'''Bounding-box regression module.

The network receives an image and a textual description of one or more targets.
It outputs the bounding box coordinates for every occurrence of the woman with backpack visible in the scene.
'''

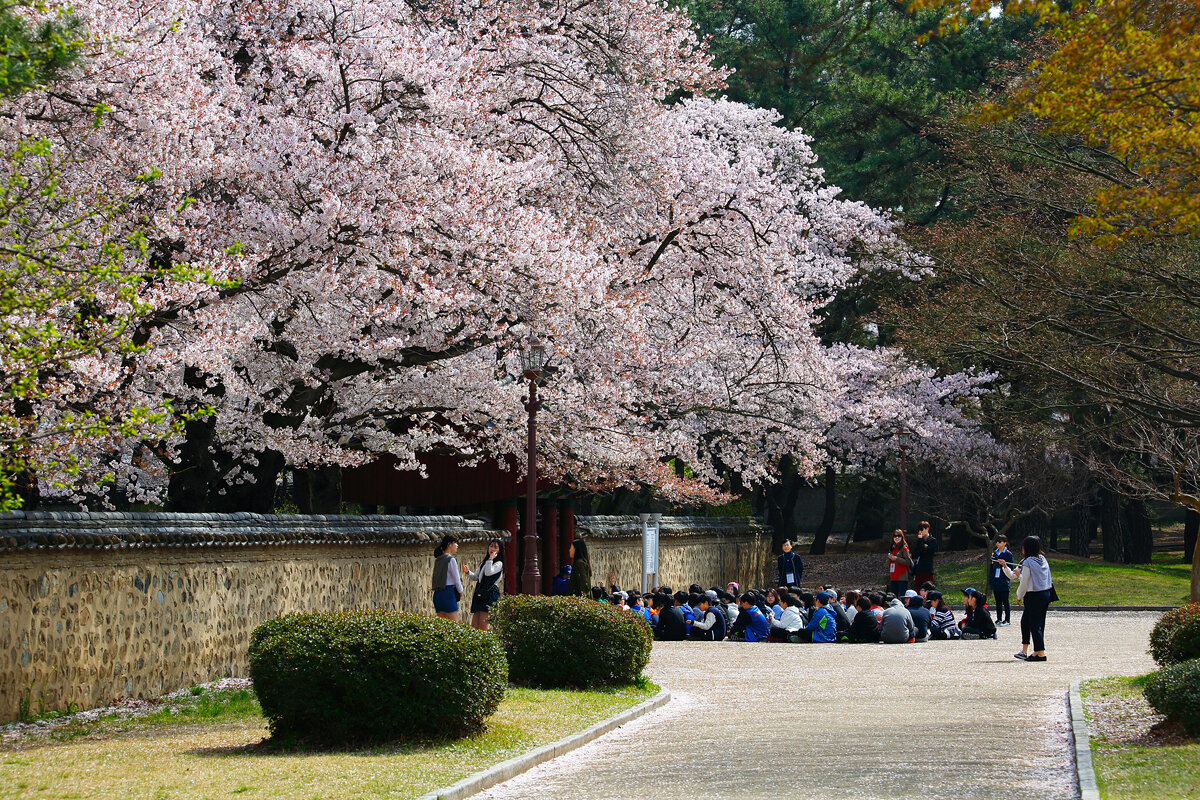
[431,534,463,621]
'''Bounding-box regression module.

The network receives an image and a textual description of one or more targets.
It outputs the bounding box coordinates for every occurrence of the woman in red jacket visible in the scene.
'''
[886,529,913,596]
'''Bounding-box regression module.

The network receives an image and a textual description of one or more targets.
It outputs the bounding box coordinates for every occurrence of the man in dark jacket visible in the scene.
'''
[847,596,880,643]
[652,594,689,641]
[910,521,937,589]
[777,540,803,589]
[904,590,932,641]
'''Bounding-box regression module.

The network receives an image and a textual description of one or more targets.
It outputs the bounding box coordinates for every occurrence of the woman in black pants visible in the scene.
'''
[1003,535,1054,662]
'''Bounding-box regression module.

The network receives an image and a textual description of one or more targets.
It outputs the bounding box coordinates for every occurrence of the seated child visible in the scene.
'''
[727,592,771,641]
[793,591,839,643]
[960,588,998,639]
[768,593,805,641]
[652,593,689,641]
[690,595,728,641]
[847,595,881,643]
[928,591,960,639]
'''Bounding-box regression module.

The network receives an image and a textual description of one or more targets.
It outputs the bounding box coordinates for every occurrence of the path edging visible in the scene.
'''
[415,688,672,800]
[1068,680,1101,800]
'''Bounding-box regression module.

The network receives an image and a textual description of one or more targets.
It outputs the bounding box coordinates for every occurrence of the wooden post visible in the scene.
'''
[499,499,518,596]
[543,501,558,595]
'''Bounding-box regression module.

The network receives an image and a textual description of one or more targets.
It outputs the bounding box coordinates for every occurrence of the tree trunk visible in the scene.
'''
[1192,533,1200,602]
[294,465,343,514]
[1069,505,1092,558]
[765,455,800,553]
[1184,510,1198,565]
[809,465,837,555]
[167,414,218,511]
[1122,498,1153,564]
[210,449,285,513]
[1099,488,1126,563]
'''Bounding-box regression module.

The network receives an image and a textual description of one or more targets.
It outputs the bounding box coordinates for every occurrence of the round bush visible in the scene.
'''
[1149,602,1200,666]
[248,610,506,745]
[1144,659,1200,736]
[491,595,652,689]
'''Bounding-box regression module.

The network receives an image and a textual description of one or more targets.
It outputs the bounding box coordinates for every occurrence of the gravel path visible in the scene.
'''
[477,612,1158,800]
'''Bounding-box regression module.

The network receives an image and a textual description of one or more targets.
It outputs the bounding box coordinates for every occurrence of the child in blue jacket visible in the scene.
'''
[793,592,838,642]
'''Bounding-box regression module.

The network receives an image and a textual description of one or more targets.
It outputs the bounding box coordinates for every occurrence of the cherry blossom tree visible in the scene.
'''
[5,0,996,510]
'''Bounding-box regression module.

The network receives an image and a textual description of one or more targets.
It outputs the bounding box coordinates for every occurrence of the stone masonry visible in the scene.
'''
[0,511,769,721]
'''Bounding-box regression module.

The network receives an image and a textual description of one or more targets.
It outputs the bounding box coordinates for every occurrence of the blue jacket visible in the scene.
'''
[742,606,771,642]
[989,549,1014,590]
[805,606,838,643]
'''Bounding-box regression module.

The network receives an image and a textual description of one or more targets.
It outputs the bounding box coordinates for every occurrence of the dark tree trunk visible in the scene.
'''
[765,455,801,553]
[1184,510,1199,565]
[1069,505,1093,558]
[810,465,838,555]
[1122,498,1153,564]
[1099,488,1126,563]
[167,414,218,511]
[294,465,343,514]
[12,468,40,510]
[209,449,285,514]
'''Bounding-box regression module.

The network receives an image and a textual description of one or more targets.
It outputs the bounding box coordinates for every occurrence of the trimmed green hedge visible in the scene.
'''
[1149,602,1200,666]
[248,610,506,745]
[1144,658,1200,736]
[491,596,652,689]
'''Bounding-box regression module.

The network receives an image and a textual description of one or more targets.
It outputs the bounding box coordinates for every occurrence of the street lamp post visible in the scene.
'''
[520,335,547,595]
[899,444,908,533]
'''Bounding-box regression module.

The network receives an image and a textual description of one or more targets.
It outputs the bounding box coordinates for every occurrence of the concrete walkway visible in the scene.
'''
[477,612,1158,800]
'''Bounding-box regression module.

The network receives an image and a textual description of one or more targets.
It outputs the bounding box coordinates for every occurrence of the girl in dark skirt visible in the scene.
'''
[431,534,462,620]
[465,539,504,630]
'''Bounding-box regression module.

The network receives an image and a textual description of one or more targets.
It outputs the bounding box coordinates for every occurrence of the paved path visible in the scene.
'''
[478,612,1157,800]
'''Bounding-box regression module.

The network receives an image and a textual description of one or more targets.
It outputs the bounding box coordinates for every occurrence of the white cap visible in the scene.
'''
[904,589,920,598]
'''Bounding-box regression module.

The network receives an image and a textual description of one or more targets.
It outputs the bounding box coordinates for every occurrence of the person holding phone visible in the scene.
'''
[886,529,913,596]
[1003,535,1055,662]
[464,538,503,630]
[989,534,1015,626]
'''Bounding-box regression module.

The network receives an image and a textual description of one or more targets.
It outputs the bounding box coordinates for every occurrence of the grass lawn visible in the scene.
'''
[1081,675,1200,800]
[0,682,657,800]
[933,551,1192,606]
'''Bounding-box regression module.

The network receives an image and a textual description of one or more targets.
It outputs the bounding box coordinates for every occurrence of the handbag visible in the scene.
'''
[487,584,501,604]
[1048,585,1059,603]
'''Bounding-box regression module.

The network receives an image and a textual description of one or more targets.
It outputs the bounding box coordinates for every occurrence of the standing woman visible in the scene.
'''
[886,529,914,596]
[464,539,504,630]
[431,534,463,621]
[1004,535,1054,662]
[566,538,592,597]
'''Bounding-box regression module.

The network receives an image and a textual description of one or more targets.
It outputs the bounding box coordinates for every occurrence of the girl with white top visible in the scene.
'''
[431,534,463,621]
[1002,535,1054,662]
[464,539,504,630]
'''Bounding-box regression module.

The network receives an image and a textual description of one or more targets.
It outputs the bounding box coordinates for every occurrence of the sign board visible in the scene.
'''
[640,513,659,592]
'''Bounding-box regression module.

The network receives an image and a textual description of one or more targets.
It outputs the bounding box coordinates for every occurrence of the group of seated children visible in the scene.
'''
[602,581,999,644]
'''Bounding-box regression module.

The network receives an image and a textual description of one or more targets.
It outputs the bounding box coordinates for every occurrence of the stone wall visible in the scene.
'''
[575,515,772,592]
[0,511,771,721]
[0,512,502,722]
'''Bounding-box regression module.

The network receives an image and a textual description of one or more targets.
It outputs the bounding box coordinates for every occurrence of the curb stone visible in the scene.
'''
[415,688,672,800]
[1068,681,1101,800]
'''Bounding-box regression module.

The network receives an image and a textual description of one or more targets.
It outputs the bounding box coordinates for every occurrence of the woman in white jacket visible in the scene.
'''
[1001,536,1054,662]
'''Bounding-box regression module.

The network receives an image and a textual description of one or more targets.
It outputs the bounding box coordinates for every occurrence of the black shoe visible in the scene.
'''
[1025,655,1047,662]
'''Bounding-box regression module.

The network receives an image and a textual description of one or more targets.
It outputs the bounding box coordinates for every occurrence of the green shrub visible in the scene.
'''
[248,610,506,745]
[1144,659,1200,736]
[1149,602,1200,666]
[491,595,652,689]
